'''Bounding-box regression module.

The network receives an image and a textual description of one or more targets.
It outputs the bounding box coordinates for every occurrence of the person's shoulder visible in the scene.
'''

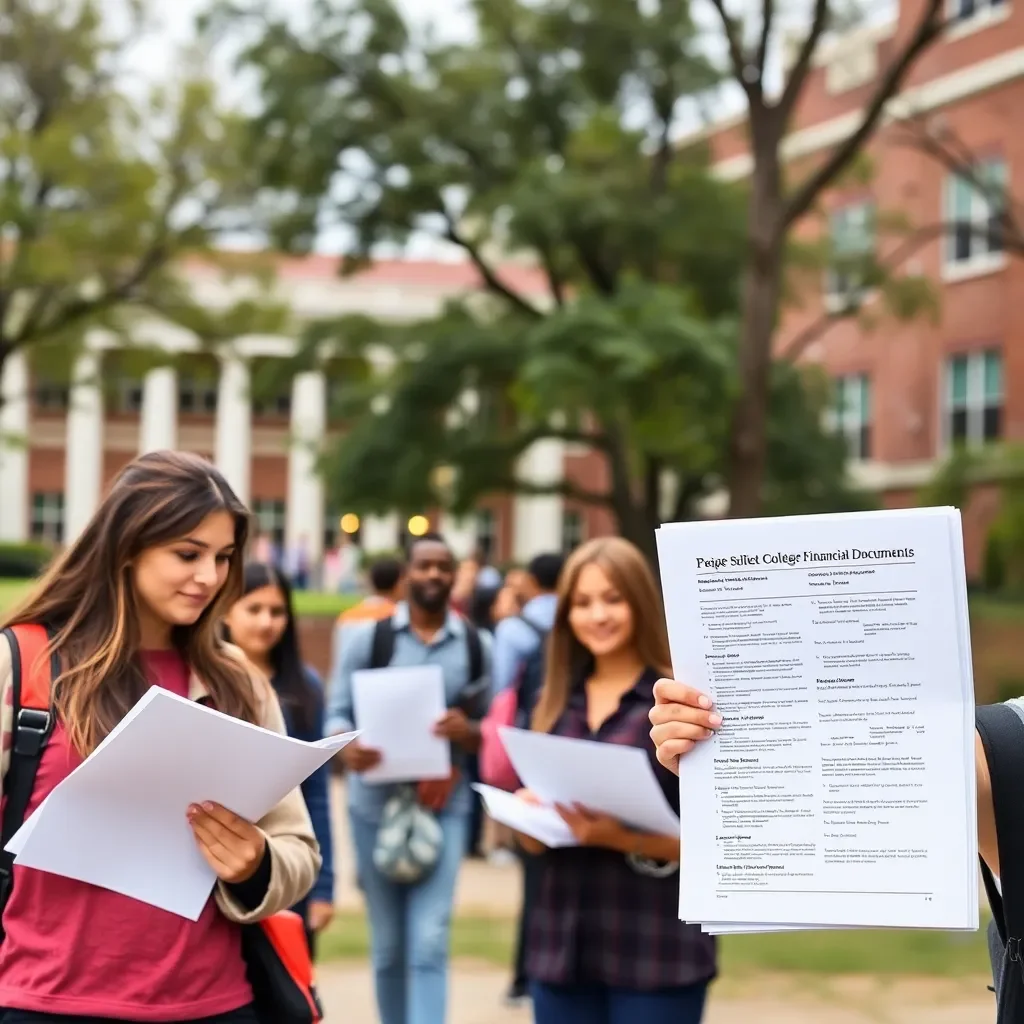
[302,664,325,695]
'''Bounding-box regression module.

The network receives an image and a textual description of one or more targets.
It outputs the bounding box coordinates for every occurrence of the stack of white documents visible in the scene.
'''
[5,688,357,919]
[473,727,680,845]
[656,507,978,934]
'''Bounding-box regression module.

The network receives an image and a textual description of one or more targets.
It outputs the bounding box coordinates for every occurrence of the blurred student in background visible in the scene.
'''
[223,562,335,955]
[512,538,716,1024]
[339,557,405,626]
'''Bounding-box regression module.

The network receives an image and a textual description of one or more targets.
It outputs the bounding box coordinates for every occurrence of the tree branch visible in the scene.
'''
[443,213,543,318]
[780,221,947,362]
[782,0,945,230]
[706,0,755,99]
[777,0,830,119]
[755,0,776,82]
[505,475,613,506]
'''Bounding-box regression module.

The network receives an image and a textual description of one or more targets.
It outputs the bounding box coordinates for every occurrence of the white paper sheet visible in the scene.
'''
[352,665,451,784]
[472,784,578,848]
[657,507,978,933]
[6,687,356,919]
[498,727,680,837]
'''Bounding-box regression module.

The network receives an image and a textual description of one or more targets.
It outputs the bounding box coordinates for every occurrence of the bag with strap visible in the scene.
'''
[976,701,1024,1023]
[366,615,485,879]
[0,623,323,1024]
[480,617,548,792]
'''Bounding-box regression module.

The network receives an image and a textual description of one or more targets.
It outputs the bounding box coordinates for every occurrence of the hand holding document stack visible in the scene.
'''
[655,507,978,935]
[5,688,357,920]
[473,726,679,844]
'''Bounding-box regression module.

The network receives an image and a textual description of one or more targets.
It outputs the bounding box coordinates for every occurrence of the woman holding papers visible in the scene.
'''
[0,451,320,1024]
[223,562,335,957]
[512,538,716,1024]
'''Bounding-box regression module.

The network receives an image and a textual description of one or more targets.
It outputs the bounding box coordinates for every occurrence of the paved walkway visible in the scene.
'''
[316,962,995,1024]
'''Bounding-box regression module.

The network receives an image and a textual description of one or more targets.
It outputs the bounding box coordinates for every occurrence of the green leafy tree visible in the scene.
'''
[0,0,289,413]
[214,0,873,557]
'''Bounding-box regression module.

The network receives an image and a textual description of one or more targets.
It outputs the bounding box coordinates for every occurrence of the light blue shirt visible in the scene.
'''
[326,602,492,822]
[492,593,557,695]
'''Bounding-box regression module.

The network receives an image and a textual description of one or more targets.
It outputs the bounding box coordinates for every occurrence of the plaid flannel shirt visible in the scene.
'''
[525,667,718,991]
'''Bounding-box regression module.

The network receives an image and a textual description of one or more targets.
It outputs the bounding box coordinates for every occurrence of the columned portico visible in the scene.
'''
[64,350,105,543]
[0,353,29,542]
[286,370,326,561]
[215,354,251,503]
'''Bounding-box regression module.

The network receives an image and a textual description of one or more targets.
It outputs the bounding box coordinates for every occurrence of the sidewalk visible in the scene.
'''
[316,962,995,1024]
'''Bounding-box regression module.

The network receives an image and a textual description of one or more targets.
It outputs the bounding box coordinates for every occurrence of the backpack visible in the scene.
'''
[0,623,323,1024]
[479,617,548,792]
[368,614,488,713]
[976,701,1024,1023]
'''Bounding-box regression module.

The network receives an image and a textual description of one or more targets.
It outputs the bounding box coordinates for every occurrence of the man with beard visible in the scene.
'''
[326,533,492,1024]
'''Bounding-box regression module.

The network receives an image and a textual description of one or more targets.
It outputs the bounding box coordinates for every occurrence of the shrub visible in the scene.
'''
[0,542,52,579]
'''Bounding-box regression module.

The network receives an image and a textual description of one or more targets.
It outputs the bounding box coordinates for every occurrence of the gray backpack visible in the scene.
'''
[372,785,444,884]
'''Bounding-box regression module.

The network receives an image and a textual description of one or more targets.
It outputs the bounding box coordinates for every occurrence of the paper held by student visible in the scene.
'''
[656,507,978,933]
[6,687,357,920]
[351,664,451,784]
[498,726,680,837]
[472,783,578,848]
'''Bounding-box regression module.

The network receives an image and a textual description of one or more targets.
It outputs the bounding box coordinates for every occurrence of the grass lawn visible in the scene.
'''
[0,578,359,618]
[318,911,993,977]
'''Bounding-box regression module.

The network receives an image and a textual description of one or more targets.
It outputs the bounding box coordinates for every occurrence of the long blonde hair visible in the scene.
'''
[531,537,672,734]
[3,450,260,757]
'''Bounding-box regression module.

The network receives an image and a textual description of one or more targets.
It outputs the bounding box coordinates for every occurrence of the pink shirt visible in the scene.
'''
[0,650,253,1021]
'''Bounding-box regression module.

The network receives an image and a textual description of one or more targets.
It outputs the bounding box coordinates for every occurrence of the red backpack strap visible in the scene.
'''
[0,624,57,930]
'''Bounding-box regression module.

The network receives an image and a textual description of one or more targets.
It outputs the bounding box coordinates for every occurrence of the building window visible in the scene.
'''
[561,510,585,553]
[178,375,218,415]
[30,492,64,545]
[253,499,287,548]
[947,0,1005,23]
[946,350,1002,446]
[253,389,291,418]
[828,374,871,460]
[825,202,874,308]
[945,159,1006,269]
[112,376,144,414]
[475,508,497,561]
[34,378,69,412]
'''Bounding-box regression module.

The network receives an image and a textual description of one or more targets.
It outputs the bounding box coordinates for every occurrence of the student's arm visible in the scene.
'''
[301,669,335,907]
[977,729,999,877]
[325,623,368,735]
[492,617,527,695]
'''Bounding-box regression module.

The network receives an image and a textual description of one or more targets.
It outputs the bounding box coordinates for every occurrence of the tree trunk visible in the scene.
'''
[726,156,785,519]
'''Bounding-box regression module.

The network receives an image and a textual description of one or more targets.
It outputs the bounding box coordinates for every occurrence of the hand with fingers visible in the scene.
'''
[648,679,723,775]
[187,801,267,884]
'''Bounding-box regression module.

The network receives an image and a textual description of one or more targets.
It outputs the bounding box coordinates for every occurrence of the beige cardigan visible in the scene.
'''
[0,636,322,924]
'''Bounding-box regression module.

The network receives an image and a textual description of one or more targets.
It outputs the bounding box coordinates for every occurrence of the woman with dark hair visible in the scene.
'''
[0,450,320,1024]
[223,563,335,954]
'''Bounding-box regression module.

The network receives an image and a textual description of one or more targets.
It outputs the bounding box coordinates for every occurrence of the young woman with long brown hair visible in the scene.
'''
[514,537,717,1024]
[0,450,320,1024]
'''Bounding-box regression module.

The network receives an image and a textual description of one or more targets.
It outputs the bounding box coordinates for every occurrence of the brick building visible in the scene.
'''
[0,255,612,568]
[705,0,1022,575]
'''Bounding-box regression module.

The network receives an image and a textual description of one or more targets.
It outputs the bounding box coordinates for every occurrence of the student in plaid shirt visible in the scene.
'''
[512,538,717,1024]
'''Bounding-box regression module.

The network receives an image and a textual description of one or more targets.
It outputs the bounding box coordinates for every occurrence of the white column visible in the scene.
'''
[215,355,250,503]
[139,365,178,454]
[0,352,30,541]
[513,439,565,561]
[440,513,478,560]
[64,351,105,543]
[363,514,399,553]
[286,370,326,561]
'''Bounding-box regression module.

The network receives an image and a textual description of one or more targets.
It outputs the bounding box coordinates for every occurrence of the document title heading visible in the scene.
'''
[695,547,915,571]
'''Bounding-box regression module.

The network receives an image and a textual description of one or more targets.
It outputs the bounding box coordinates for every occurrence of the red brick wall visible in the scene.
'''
[251,456,288,501]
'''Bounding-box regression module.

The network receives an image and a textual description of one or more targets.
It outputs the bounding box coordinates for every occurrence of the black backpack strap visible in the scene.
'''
[0,624,58,932]
[369,617,395,670]
[463,620,483,683]
[977,703,1024,991]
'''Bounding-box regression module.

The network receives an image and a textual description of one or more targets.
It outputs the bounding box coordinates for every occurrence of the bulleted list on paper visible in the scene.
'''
[657,510,977,932]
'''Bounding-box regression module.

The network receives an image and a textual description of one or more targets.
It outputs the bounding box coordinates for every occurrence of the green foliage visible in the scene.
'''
[0,542,53,579]
[0,0,288,382]
[217,0,873,551]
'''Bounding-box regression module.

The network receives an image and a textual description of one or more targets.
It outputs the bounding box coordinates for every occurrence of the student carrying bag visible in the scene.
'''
[976,702,1024,1024]
[0,623,323,1024]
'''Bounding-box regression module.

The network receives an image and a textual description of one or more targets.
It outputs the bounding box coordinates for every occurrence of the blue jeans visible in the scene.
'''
[530,980,708,1024]
[350,809,469,1024]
